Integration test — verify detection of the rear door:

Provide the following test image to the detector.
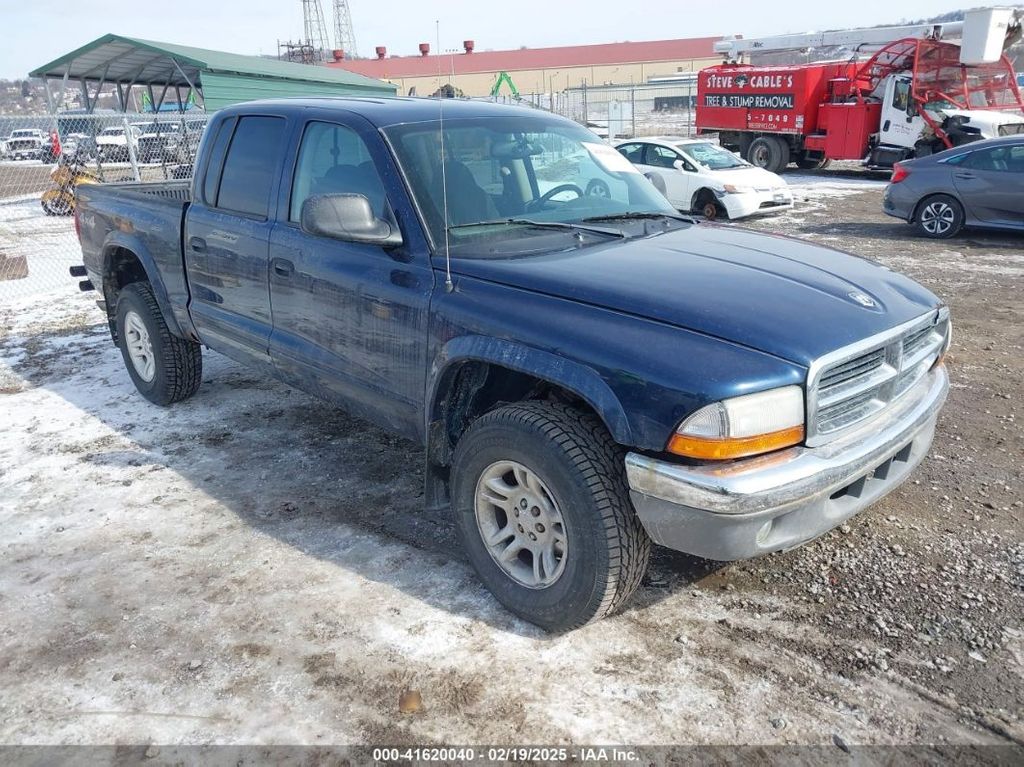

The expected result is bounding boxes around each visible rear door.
[185,113,289,369]
[267,115,433,435]
[641,144,693,208]
[951,143,1024,226]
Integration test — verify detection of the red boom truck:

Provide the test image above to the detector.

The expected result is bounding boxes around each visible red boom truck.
[696,8,1024,172]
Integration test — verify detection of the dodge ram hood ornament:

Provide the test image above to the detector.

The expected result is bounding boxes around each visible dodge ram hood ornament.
[848,291,877,308]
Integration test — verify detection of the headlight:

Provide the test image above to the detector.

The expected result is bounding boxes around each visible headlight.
[668,386,805,460]
[722,184,754,194]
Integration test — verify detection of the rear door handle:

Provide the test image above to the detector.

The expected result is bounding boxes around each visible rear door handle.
[954,172,975,179]
[272,258,294,277]
[189,236,206,252]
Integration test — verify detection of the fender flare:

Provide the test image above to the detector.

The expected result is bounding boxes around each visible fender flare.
[427,335,634,446]
[100,231,186,338]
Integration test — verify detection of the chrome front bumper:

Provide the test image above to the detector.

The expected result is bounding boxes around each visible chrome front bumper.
[625,366,948,560]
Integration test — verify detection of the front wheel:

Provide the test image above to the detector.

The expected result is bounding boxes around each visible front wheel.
[115,282,203,405]
[451,402,650,631]
[915,194,964,239]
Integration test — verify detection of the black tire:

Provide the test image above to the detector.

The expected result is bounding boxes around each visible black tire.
[773,136,791,171]
[115,282,202,405]
[451,402,650,631]
[914,194,965,239]
[747,136,789,173]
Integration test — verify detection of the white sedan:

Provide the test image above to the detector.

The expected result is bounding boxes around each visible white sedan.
[614,137,793,220]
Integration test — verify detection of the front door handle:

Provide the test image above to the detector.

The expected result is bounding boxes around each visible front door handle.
[189,236,206,253]
[954,172,975,180]
[272,258,294,277]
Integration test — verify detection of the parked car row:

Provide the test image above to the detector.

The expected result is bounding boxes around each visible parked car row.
[610,132,1022,240]
[2,119,206,165]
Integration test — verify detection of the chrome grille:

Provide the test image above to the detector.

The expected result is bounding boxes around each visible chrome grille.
[808,310,948,445]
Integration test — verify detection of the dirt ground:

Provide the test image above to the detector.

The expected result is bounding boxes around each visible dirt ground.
[0,172,1021,750]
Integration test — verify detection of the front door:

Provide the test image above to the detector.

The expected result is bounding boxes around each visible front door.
[267,118,433,435]
[879,75,926,150]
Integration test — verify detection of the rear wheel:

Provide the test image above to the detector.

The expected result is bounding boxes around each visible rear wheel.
[451,402,650,631]
[915,194,964,239]
[747,135,789,173]
[115,282,203,405]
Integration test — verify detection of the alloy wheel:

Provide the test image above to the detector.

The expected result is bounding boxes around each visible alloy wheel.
[474,460,568,589]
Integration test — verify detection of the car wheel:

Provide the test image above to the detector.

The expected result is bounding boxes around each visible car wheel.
[115,282,203,405]
[451,401,650,631]
[694,190,725,221]
[915,194,964,239]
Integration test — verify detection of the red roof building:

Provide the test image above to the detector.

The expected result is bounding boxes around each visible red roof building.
[326,36,723,96]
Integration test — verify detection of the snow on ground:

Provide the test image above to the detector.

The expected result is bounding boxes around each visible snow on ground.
[0,289,1004,747]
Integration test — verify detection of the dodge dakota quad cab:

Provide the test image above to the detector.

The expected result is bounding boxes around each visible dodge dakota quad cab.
[74,98,950,631]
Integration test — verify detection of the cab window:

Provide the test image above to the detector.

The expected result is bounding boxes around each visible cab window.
[892,79,911,111]
[215,116,285,217]
[290,121,388,223]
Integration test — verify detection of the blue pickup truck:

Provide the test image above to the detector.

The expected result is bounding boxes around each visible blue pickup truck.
[74,98,950,630]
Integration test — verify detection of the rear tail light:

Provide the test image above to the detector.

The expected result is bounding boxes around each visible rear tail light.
[73,207,82,241]
[891,163,909,184]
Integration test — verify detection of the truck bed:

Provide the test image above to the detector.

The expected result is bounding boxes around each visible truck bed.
[76,180,194,337]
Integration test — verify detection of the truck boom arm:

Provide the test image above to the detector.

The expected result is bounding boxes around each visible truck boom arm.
[715,21,964,60]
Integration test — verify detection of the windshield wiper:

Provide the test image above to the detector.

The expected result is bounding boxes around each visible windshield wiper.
[448,218,625,238]
[581,211,696,223]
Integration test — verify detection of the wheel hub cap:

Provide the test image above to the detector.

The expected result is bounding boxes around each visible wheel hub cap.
[475,460,567,589]
[124,310,156,382]
[921,202,954,234]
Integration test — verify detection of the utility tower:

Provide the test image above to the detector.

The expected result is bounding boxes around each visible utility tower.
[302,0,331,61]
[332,0,358,57]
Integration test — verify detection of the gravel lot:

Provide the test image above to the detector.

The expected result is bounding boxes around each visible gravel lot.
[0,171,1021,749]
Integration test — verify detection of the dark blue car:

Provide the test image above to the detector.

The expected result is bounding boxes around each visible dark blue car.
[74,98,950,630]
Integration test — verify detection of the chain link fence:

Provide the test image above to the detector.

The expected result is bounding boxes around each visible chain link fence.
[0,86,696,301]
[544,82,699,140]
[487,82,700,139]
[0,112,210,300]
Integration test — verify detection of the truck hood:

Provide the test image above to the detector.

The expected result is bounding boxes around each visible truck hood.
[449,224,941,367]
[939,108,1024,134]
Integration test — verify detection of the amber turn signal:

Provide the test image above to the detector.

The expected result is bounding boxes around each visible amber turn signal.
[668,424,805,461]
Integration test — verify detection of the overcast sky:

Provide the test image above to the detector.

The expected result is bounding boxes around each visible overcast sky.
[1,0,962,79]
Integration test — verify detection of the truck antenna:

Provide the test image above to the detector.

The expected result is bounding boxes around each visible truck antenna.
[436,19,453,292]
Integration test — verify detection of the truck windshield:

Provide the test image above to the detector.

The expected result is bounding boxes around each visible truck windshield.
[384,115,679,253]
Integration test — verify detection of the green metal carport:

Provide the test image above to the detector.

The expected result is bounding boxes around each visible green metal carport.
[30,34,396,112]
